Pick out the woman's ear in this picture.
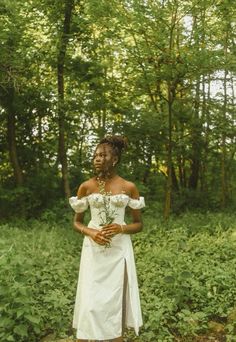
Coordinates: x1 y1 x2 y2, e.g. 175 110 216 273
113 156 118 166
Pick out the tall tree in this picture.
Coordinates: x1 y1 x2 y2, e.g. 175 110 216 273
0 3 25 186
57 0 75 198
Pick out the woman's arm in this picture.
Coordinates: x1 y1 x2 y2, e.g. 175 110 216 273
119 181 143 234
121 208 143 234
72 182 88 234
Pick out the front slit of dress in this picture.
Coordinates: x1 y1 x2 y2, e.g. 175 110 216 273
97 259 127 342
105 258 127 342
122 259 128 335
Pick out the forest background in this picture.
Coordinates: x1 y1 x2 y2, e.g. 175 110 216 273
0 0 235 218
0 0 236 341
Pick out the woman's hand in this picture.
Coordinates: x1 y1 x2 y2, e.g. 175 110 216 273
88 228 111 246
101 223 122 238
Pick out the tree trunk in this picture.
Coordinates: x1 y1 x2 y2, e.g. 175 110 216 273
188 78 201 189
171 165 179 192
221 44 228 208
201 74 211 193
163 5 178 219
177 155 184 188
164 82 173 219
143 151 152 184
228 73 236 200
6 87 23 186
57 0 75 198
36 111 43 172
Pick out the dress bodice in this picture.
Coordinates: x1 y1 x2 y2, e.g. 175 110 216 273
69 193 145 227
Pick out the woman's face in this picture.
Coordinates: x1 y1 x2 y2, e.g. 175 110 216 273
93 144 117 176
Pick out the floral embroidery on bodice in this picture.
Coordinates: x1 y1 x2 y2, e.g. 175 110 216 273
69 193 145 227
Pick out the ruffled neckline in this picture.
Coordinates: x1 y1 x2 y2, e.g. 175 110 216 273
87 192 130 198
69 193 145 212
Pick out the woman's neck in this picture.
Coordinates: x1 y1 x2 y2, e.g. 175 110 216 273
96 170 117 182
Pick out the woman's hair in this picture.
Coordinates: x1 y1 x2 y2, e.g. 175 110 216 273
98 135 128 163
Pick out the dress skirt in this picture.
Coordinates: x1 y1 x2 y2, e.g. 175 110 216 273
72 220 143 340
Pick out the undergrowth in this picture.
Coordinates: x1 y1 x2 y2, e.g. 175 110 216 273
0 212 236 341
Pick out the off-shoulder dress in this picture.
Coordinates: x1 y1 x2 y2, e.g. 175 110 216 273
69 193 145 340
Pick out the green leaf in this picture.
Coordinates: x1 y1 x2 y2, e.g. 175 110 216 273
0 317 14 328
164 276 175 283
6 336 15 342
25 314 40 324
33 325 41 334
16 309 26 319
180 271 192 279
13 324 28 337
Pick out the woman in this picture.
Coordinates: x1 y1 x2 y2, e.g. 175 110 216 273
69 136 145 342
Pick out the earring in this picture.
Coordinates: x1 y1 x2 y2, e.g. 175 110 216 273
113 162 116 167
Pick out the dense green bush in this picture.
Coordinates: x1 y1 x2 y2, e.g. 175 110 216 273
0 168 69 220
0 221 82 342
0 212 236 341
132 212 236 340
0 187 38 219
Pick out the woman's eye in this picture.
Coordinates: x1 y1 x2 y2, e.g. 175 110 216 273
94 153 106 158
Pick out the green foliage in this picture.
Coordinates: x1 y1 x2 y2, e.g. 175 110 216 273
171 188 221 213
0 187 39 219
0 212 236 341
0 0 236 216
132 212 236 340
0 221 82 341
0 168 63 219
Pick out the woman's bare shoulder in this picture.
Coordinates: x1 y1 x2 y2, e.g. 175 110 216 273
77 178 96 197
118 177 139 197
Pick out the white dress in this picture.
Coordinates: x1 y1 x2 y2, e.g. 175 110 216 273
69 193 145 340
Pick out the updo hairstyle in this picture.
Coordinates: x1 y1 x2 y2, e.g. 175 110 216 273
98 135 128 163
